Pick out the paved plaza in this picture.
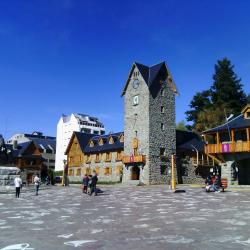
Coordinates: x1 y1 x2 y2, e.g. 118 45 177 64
1 185 250 250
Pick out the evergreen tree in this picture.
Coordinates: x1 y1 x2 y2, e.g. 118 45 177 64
247 94 250 103
185 90 211 124
186 58 248 132
210 58 247 114
176 120 188 131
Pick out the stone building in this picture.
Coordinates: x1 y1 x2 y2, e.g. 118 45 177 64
121 62 178 184
64 61 211 185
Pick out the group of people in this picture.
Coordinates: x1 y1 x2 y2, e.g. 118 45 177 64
205 174 221 192
82 170 98 196
14 174 41 198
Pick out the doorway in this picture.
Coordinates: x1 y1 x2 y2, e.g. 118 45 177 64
237 159 250 185
131 165 140 180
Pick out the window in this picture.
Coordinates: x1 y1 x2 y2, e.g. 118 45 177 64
116 165 123 176
99 139 104 145
86 155 91 163
95 166 100 175
109 137 114 144
76 169 81 176
161 106 165 114
101 131 105 135
95 153 101 162
105 152 112 162
161 123 165 131
69 169 74 176
160 165 167 175
160 147 166 156
104 167 112 175
133 95 139 106
247 112 250 119
119 134 124 142
116 151 122 161
93 130 99 135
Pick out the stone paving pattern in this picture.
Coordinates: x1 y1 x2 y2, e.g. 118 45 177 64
1 185 250 249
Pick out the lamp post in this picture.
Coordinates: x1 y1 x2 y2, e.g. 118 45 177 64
191 144 199 166
62 159 67 186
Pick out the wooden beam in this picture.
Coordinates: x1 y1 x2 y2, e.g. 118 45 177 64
247 128 250 152
216 132 220 152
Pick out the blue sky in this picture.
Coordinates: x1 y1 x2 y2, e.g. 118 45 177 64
1 0 250 139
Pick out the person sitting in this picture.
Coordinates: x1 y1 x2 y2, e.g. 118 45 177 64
205 176 213 192
212 175 221 192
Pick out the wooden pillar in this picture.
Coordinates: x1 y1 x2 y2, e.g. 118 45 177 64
247 128 250 152
231 129 235 152
216 132 220 153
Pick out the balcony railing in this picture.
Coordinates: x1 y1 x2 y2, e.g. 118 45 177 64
122 155 146 164
192 157 214 167
205 141 250 154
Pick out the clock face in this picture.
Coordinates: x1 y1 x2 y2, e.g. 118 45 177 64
133 79 140 89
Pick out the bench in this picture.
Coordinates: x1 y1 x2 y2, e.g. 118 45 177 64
220 178 228 192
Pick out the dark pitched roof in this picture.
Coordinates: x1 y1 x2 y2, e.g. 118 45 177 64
203 114 250 133
176 130 205 152
121 61 178 96
32 138 56 151
83 132 124 153
75 132 96 152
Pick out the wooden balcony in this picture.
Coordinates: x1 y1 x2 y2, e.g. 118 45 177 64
205 141 250 154
122 155 146 164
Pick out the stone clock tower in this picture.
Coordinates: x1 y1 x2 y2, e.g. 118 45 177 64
121 61 178 184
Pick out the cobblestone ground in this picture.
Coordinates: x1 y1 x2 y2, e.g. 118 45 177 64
1 185 250 250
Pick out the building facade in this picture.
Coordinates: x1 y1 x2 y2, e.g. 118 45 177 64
64 61 210 185
65 132 124 183
203 104 250 186
122 62 178 184
6 132 56 170
55 114 105 171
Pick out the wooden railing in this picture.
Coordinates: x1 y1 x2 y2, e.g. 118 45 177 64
205 141 250 154
122 155 146 164
192 157 214 166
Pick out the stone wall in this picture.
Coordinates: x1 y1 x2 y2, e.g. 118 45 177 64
148 81 176 184
0 167 20 186
123 67 150 184
176 154 210 184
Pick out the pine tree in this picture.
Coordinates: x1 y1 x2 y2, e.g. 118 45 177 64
210 58 247 114
185 90 211 124
186 58 248 132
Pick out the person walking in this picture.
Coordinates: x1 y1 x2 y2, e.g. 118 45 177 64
82 174 89 194
34 174 41 196
14 175 22 198
90 171 98 196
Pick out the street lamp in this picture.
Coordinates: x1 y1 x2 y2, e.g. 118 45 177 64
191 144 199 166
62 159 67 186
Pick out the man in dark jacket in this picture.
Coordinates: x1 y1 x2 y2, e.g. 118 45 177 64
90 170 98 196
